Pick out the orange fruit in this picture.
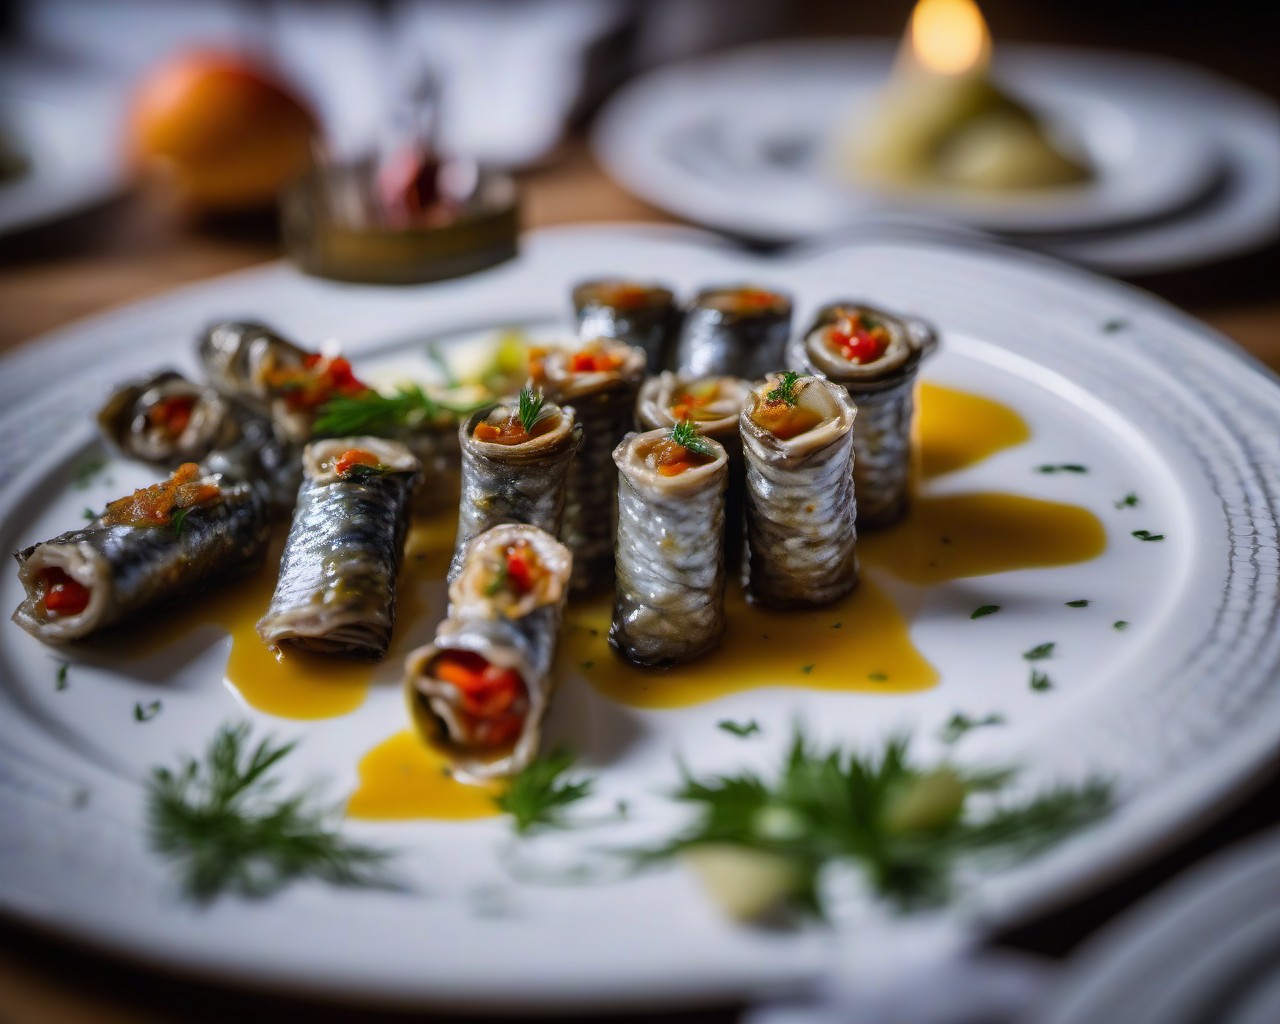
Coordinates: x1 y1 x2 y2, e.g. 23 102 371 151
132 51 317 211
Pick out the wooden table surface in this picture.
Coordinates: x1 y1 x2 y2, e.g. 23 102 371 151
1 131 1278 1024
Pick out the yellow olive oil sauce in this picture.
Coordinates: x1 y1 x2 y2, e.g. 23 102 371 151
347 730 502 820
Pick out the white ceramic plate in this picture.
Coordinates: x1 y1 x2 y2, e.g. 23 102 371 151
0 61 129 236
593 42 1280 274
2 225 1278 1011
1034 828 1280 1024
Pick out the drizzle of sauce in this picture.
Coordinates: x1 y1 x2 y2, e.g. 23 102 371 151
346 730 501 821
917 382 1031 479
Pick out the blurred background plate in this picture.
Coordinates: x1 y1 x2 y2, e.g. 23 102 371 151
593 40 1280 273
0 59 129 237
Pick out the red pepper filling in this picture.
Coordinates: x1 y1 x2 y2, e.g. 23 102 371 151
472 410 558 446
567 345 624 375
266 352 369 413
40 568 90 616
825 313 890 365
648 439 715 477
752 401 824 440
148 395 197 438
433 651 526 748
100 462 220 528
334 448 381 475
486 540 543 598
669 382 720 423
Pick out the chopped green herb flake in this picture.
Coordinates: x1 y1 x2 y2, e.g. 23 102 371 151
1102 318 1130 333
718 719 761 739
1132 530 1165 542
970 604 1000 619
54 661 69 691
940 712 1006 744
134 700 162 722
170 507 192 536
868 672 889 682
802 664 814 675
1113 620 1130 631
496 747 594 835
73 456 107 489
580 661 594 672
1066 599 1090 608
1036 464 1089 474
1023 642 1055 661
83 507 98 522
1030 669 1052 691
831 622 842 629
1114 492 1140 509
147 723 392 902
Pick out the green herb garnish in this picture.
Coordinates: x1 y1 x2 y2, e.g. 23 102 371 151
135 700 162 722
801 664 814 675
517 385 548 435
147 723 391 903
1113 620 1130 631
73 456 107 489
970 604 1001 619
170 507 192 536
342 463 390 482
1132 530 1164 542
1114 492 1140 509
496 747 594 835
313 384 483 437
54 661 69 691
719 719 761 739
1023 642 1055 661
1030 669 1052 691
646 730 1111 913
484 558 509 597
1066 599 1090 608
765 371 803 406
1102 318 1130 333
83 507 98 522
869 672 889 682
668 419 716 458
940 712 1005 744
1036 464 1088 474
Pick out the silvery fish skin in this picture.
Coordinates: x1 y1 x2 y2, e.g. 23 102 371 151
97 370 240 467
611 428 728 666
637 371 753 562
572 279 680 373
199 416 304 519
257 437 420 658
406 526 572 780
449 401 581 581
197 320 320 443
399 423 462 514
12 478 269 643
797 302 938 529
542 340 647 594
740 375 859 609
672 285 792 379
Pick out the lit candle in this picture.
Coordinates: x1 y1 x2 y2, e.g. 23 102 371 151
846 0 1089 193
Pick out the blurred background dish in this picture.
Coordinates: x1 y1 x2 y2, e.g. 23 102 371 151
592 39 1280 273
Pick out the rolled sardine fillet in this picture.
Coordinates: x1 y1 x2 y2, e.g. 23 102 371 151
542 339 647 594
672 285 792 379
800 302 938 529
257 437 420 659
97 370 240 467
449 400 581 581
572 279 680 373
199 416 304 520
740 374 859 609
12 466 269 643
405 614 556 780
611 427 728 667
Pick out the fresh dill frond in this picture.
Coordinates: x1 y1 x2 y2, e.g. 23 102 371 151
134 700 162 722
1132 529 1165 542
517 385 548 435
644 728 1111 914
1030 669 1052 691
940 712 1005 744
1114 492 1140 509
718 719 761 739
147 723 392 903
313 384 483 437
970 604 1000 619
1023 642 1055 661
496 747 594 835
668 419 716 457
765 371 803 406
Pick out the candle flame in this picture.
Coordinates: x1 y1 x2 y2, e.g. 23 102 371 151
909 0 991 75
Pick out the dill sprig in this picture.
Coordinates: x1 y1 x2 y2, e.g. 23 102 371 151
147 723 392 903
517 385 548 435
313 384 484 438
668 419 716 458
643 729 1111 914
765 371 803 406
496 747 594 835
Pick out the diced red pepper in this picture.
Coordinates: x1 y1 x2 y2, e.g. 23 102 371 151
506 548 533 594
335 448 380 475
149 395 197 437
41 568 90 615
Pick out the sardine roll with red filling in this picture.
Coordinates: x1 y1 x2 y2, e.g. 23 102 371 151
97 370 240 467
672 285 792 379
611 426 728 667
799 302 938 528
542 339 647 594
740 373 859 609
572 278 680 373
449 389 581 581
257 437 420 659
406 525 572 780
198 320 370 443
12 464 269 643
